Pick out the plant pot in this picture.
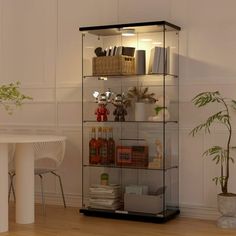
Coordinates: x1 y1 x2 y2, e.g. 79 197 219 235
135 102 146 121
217 194 236 228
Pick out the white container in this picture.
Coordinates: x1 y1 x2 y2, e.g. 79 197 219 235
124 193 163 214
135 102 146 121
125 185 148 195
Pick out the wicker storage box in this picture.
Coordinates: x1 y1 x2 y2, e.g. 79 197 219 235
92 56 135 76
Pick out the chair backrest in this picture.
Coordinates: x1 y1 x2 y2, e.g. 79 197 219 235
33 140 66 168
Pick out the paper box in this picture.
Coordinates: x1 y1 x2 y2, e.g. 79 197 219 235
124 193 163 214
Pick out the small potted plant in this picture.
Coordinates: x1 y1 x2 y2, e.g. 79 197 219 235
190 91 236 228
148 96 170 121
126 86 156 121
0 81 32 114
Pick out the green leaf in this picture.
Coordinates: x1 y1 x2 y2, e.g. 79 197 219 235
155 106 165 114
192 91 221 108
0 81 32 114
190 110 228 136
213 177 219 185
232 100 236 110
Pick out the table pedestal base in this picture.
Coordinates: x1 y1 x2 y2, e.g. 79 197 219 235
0 144 8 232
15 143 35 224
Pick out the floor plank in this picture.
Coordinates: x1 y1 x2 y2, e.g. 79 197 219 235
5 204 236 236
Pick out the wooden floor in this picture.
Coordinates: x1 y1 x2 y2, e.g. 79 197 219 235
4 204 236 236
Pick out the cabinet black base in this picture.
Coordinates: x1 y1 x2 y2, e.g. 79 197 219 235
79 208 180 223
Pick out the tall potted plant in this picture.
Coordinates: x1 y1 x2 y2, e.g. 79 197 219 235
0 81 32 114
190 91 236 228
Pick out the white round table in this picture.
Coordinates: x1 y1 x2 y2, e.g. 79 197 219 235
0 134 66 233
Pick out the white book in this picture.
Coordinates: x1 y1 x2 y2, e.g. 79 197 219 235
149 47 161 74
158 47 165 73
149 47 170 74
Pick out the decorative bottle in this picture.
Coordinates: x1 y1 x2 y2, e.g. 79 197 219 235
96 126 103 164
100 127 108 164
107 127 115 164
89 127 99 164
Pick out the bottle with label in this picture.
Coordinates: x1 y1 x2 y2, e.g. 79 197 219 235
107 127 115 164
89 127 99 164
100 127 108 164
96 127 103 164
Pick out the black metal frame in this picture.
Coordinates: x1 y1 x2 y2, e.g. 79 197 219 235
80 208 180 223
79 21 181 32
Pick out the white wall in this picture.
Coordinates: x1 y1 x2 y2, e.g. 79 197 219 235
1 0 236 219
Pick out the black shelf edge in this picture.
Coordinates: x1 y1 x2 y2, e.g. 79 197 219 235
79 208 180 223
83 120 178 124
83 164 178 171
79 21 181 32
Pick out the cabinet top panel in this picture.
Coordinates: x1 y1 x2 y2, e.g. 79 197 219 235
79 21 181 36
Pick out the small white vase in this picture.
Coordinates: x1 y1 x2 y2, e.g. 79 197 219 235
135 102 146 121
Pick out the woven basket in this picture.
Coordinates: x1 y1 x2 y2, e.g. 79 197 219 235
92 56 135 76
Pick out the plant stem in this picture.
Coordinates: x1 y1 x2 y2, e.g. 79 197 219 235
221 98 232 194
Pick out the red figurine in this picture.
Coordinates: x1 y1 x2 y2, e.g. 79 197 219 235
95 93 110 121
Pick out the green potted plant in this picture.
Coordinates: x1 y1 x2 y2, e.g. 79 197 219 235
0 81 32 114
190 91 236 228
126 86 156 121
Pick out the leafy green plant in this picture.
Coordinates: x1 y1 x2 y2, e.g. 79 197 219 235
0 81 32 114
190 91 236 195
126 86 156 106
154 106 166 114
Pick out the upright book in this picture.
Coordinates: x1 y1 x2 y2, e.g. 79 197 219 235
149 46 170 74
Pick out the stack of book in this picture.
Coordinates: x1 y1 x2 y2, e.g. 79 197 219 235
89 184 121 210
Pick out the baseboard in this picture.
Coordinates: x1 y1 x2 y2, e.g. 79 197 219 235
34 193 220 220
35 192 81 207
180 203 220 220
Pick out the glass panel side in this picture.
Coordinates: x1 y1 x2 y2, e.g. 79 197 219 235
163 29 179 214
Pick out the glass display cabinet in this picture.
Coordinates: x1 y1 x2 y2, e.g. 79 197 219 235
79 21 181 222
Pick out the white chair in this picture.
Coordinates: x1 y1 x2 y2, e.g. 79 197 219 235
9 140 67 213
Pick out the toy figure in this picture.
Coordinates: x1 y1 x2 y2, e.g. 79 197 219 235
95 93 110 121
155 139 163 159
112 94 127 121
148 139 163 169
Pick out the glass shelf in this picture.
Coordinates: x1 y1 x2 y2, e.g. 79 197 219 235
83 73 178 79
83 164 178 171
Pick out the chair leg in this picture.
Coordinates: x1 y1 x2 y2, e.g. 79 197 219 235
8 173 16 202
51 171 66 208
38 174 46 215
